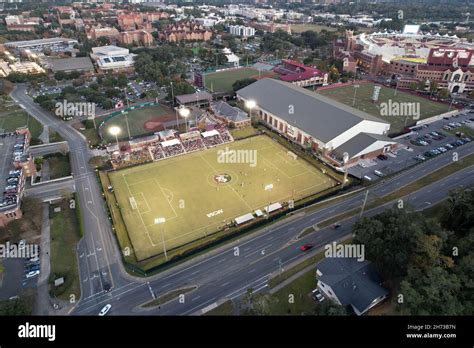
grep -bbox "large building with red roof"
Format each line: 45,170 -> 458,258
273,59 -> 328,88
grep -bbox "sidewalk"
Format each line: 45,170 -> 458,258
34,204 -> 52,315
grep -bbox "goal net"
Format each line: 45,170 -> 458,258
287,151 -> 298,160
129,197 -> 137,210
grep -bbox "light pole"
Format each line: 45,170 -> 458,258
170,81 -> 174,106
154,217 -> 168,261
109,126 -> 121,152
124,113 -> 131,139
342,152 -> 349,189
245,100 -> 257,122
179,106 -> 190,132
352,84 -> 359,106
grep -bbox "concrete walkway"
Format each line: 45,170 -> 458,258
34,204 -> 52,315
38,125 -> 49,144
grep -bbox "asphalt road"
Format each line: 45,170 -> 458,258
10,85 -> 474,316
73,151 -> 474,316
11,85 -> 123,301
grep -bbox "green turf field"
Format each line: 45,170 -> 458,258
205,67 -> 278,93
318,83 -> 451,135
100,104 -> 175,142
108,135 -> 336,261
290,23 -> 337,33
0,110 -> 43,138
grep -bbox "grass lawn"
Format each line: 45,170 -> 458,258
447,125 -> 474,138
108,135 -> 336,262
44,153 -> 71,179
290,23 -> 337,33
0,110 -> 43,139
49,199 -> 81,301
205,67 -> 278,93
49,130 -> 64,143
99,104 -> 175,142
318,83 -> 451,135
204,300 -> 235,316
229,127 -> 260,140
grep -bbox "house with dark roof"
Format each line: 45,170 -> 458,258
316,257 -> 388,316
236,78 -> 397,168
210,101 -> 250,128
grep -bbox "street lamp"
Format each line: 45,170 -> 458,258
109,126 -> 121,152
154,217 -> 168,261
179,106 -> 190,132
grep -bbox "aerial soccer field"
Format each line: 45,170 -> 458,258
108,135 -> 336,261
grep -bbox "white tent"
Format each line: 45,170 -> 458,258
201,129 -> 220,138
264,202 -> 282,214
161,138 -> 181,148
235,213 -> 255,225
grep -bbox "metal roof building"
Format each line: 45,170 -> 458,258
236,78 -> 396,165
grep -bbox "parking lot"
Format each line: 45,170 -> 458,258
349,110 -> 474,180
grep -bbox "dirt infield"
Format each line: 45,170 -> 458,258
143,114 -> 175,131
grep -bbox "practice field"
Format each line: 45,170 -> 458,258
204,67 -> 278,93
290,24 -> 337,33
109,135 -> 336,261
318,83 -> 451,135
100,104 -> 176,142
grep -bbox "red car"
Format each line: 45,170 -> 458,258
300,243 -> 313,252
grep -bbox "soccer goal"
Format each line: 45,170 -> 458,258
287,151 -> 298,160
129,197 -> 137,210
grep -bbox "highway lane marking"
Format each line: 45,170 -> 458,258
75,282 -> 148,314
244,243 -> 273,258
182,297 -> 217,315
225,274 -> 271,298
221,282 -> 230,287
79,281 -> 139,303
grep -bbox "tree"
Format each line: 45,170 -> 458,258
398,267 -> 463,315
440,189 -> 474,236
353,208 -> 425,280
312,300 -> 348,316
239,289 -> 279,315
232,78 -> 257,92
438,88 -> 450,99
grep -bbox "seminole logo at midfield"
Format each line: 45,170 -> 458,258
214,173 -> 232,184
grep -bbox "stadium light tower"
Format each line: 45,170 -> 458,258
109,126 -> 121,152
179,106 -> 191,132
154,217 -> 168,261
245,100 -> 257,120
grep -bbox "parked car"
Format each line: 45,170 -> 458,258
98,304 -> 112,316
374,170 -> 385,177
311,288 -> 325,302
25,270 -> 40,279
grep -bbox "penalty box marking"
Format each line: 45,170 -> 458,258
122,174 -> 157,247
